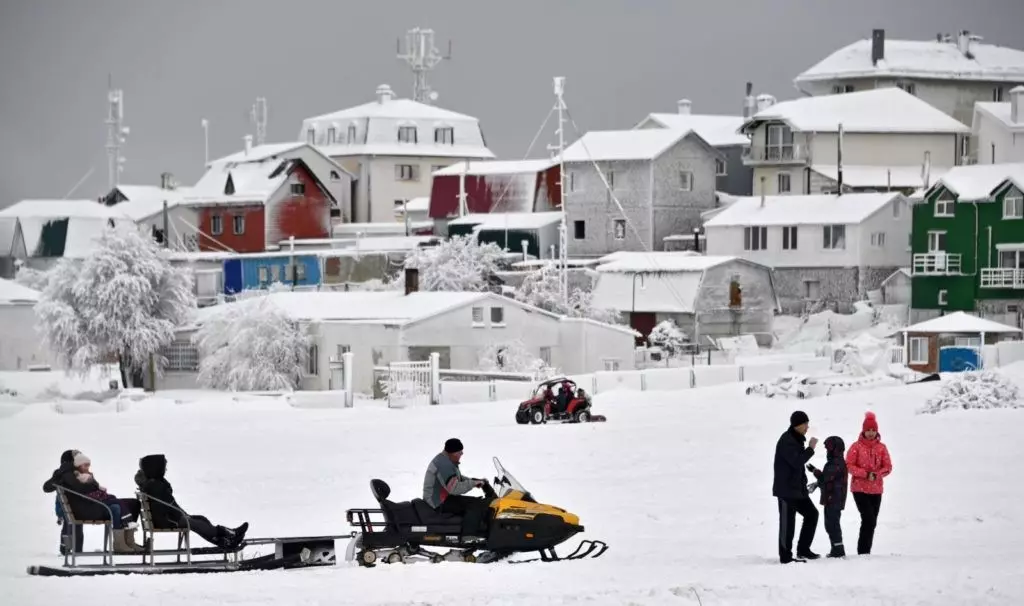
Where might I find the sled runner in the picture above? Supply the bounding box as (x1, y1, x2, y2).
(344, 457, 608, 566)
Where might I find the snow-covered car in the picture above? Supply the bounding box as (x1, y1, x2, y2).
(745, 373, 817, 399)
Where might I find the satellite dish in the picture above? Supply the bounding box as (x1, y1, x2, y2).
(429, 91, 439, 101)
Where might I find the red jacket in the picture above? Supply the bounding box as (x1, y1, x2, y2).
(845, 433, 892, 495)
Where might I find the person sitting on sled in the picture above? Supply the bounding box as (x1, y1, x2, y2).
(42, 449, 83, 555)
(58, 452, 146, 553)
(423, 439, 496, 536)
(134, 454, 248, 549)
(806, 436, 848, 558)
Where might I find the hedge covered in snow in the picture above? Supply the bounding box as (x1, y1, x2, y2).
(920, 371, 1024, 414)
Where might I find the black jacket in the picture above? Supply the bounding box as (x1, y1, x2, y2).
(809, 436, 848, 509)
(44, 450, 111, 521)
(772, 428, 815, 499)
(135, 454, 186, 529)
(42, 449, 77, 493)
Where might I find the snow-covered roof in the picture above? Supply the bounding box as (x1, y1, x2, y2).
(185, 159, 293, 205)
(974, 101, 1024, 131)
(703, 192, 902, 227)
(561, 129, 707, 162)
(595, 251, 739, 273)
(740, 88, 970, 134)
(0, 277, 39, 305)
(895, 311, 1022, 335)
(795, 36, 1024, 86)
(448, 212, 563, 231)
(880, 267, 911, 288)
(928, 163, 1024, 201)
(0, 199, 128, 220)
(305, 97, 476, 123)
(112, 185, 194, 221)
(636, 113, 749, 147)
(400, 197, 431, 212)
(0, 217, 18, 255)
(0, 200, 132, 258)
(810, 165, 948, 189)
(433, 159, 557, 177)
(210, 142, 308, 165)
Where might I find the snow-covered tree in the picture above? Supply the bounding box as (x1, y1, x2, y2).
(648, 319, 688, 356)
(477, 339, 558, 378)
(404, 235, 503, 292)
(193, 294, 311, 391)
(14, 265, 51, 292)
(515, 262, 620, 324)
(35, 224, 196, 387)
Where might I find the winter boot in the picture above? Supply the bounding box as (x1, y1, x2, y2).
(112, 529, 145, 554)
(827, 544, 846, 558)
(796, 549, 820, 560)
(123, 527, 151, 552)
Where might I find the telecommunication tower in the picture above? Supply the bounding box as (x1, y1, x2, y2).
(396, 27, 451, 104)
(250, 97, 268, 146)
(105, 76, 128, 190)
(546, 77, 569, 309)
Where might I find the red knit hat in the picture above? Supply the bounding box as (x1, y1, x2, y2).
(862, 411, 879, 433)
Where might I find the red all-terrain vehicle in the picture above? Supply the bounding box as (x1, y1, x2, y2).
(515, 378, 606, 424)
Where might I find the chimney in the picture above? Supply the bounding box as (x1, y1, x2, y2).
(243, 134, 253, 155)
(871, 29, 885, 65)
(376, 84, 394, 104)
(1010, 85, 1024, 124)
(957, 30, 973, 58)
(743, 82, 755, 118)
(755, 94, 776, 114)
(159, 172, 175, 190)
(404, 267, 419, 295)
(677, 99, 692, 115)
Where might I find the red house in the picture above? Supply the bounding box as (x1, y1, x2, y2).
(428, 159, 561, 219)
(184, 157, 335, 253)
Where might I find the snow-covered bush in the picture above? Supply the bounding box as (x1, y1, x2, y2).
(353, 276, 403, 292)
(648, 319, 688, 356)
(477, 340, 558, 378)
(35, 224, 196, 387)
(14, 265, 51, 292)
(404, 236, 503, 292)
(515, 262, 620, 324)
(193, 295, 312, 391)
(919, 371, 1024, 414)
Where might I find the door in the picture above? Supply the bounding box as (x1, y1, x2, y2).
(629, 312, 657, 346)
(223, 259, 242, 294)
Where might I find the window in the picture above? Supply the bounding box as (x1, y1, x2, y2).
(993, 87, 1005, 102)
(232, 215, 245, 235)
(490, 307, 505, 325)
(163, 340, 199, 372)
(211, 215, 223, 235)
(959, 136, 971, 164)
(434, 127, 454, 144)
(270, 265, 280, 281)
(998, 250, 1024, 269)
(934, 191, 955, 217)
(870, 232, 886, 247)
(603, 358, 621, 371)
(394, 199, 407, 213)
(897, 81, 916, 96)
(330, 170, 340, 181)
(335, 344, 351, 361)
(893, 200, 901, 218)
(782, 226, 798, 250)
(471, 306, 484, 325)
(573, 220, 586, 239)
(327, 126, 337, 144)
(569, 172, 576, 192)
(909, 337, 929, 364)
(766, 124, 795, 160)
(347, 124, 357, 143)
(927, 231, 947, 252)
(307, 344, 319, 376)
(607, 170, 615, 189)
(715, 158, 727, 176)
(306, 128, 316, 144)
(539, 347, 552, 366)
(743, 226, 767, 251)
(805, 280, 821, 300)
(777, 172, 792, 194)
(955, 336, 982, 348)
(831, 84, 855, 94)
(938, 289, 948, 306)
(614, 220, 626, 240)
(1003, 192, 1023, 219)
(398, 126, 417, 143)
(284, 263, 306, 281)
(395, 164, 420, 181)
(290, 182, 306, 196)
(679, 171, 693, 191)
(823, 225, 846, 250)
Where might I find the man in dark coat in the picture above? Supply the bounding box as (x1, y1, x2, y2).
(42, 449, 83, 555)
(772, 410, 819, 563)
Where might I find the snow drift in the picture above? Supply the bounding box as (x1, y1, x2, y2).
(920, 370, 1024, 414)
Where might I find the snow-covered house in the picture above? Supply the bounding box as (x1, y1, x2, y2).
(739, 88, 969, 196)
(101, 179, 194, 246)
(0, 278, 53, 370)
(590, 252, 779, 346)
(395, 196, 433, 233)
(703, 192, 911, 313)
(0, 217, 27, 279)
(0, 200, 133, 271)
(298, 84, 495, 224)
(794, 28, 1024, 127)
(880, 267, 911, 306)
(428, 159, 560, 229)
(158, 285, 636, 394)
(447, 212, 564, 259)
(634, 98, 752, 195)
(561, 129, 723, 257)
(972, 87, 1024, 164)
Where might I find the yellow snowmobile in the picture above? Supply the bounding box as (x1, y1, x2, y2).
(344, 457, 607, 566)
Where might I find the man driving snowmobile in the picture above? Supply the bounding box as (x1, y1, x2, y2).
(422, 438, 496, 536)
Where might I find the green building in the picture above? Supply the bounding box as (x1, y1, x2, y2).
(911, 164, 1024, 324)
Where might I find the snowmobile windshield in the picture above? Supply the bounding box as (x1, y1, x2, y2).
(492, 457, 533, 501)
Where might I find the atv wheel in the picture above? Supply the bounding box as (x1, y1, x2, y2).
(745, 387, 753, 395)
(358, 550, 377, 567)
(530, 409, 545, 424)
(463, 553, 477, 563)
(575, 410, 591, 423)
(429, 553, 445, 564)
(386, 552, 403, 564)
(797, 392, 806, 399)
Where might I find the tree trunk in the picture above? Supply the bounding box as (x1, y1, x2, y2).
(118, 353, 130, 389)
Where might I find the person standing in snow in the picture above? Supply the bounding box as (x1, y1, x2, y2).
(772, 410, 819, 563)
(807, 436, 848, 558)
(845, 411, 892, 555)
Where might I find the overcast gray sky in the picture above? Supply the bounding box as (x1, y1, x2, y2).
(1, 0, 1022, 206)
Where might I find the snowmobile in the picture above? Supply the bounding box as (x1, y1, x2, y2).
(515, 378, 606, 424)
(745, 372, 817, 399)
(344, 457, 607, 566)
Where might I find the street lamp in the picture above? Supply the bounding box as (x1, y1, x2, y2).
(692, 226, 701, 252)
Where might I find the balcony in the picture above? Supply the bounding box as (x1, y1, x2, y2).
(742, 144, 809, 165)
(912, 253, 962, 275)
(980, 268, 1024, 289)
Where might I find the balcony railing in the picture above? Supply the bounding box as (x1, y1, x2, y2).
(980, 268, 1024, 289)
(912, 253, 962, 275)
(742, 144, 809, 165)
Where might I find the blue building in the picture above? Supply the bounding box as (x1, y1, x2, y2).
(223, 253, 323, 294)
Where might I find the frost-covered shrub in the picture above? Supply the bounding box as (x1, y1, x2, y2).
(648, 319, 688, 356)
(35, 224, 196, 387)
(919, 371, 1024, 414)
(193, 295, 312, 391)
(514, 262, 620, 324)
(14, 266, 51, 292)
(477, 340, 559, 378)
(404, 236, 503, 292)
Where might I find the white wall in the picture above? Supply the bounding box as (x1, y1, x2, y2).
(705, 223, 862, 268)
(0, 304, 54, 370)
(557, 319, 636, 374)
(139, 206, 201, 251)
(312, 322, 403, 393)
(809, 132, 958, 167)
(973, 110, 1024, 164)
(364, 156, 464, 223)
(856, 197, 912, 267)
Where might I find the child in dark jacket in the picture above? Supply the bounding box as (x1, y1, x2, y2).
(807, 436, 848, 558)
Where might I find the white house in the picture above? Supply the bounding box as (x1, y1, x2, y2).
(590, 252, 780, 346)
(703, 192, 911, 313)
(157, 284, 636, 394)
(0, 200, 133, 271)
(102, 181, 194, 246)
(739, 88, 969, 196)
(0, 278, 53, 370)
(298, 84, 495, 224)
(794, 28, 1024, 127)
(972, 86, 1024, 164)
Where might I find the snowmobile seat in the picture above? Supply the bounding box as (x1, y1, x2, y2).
(411, 499, 463, 531)
(369, 480, 463, 532)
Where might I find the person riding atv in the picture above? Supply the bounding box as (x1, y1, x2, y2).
(422, 438, 496, 536)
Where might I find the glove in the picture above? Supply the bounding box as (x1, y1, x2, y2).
(807, 482, 818, 493)
(806, 464, 818, 473)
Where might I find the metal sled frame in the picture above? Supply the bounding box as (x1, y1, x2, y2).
(55, 486, 115, 567)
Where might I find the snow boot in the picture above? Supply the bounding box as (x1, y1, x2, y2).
(112, 529, 145, 554)
(796, 549, 820, 560)
(827, 544, 846, 558)
(123, 527, 151, 552)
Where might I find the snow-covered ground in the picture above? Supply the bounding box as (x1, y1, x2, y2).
(3, 373, 1023, 605)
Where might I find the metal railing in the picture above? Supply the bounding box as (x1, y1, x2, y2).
(912, 253, 962, 275)
(742, 144, 809, 164)
(980, 268, 1024, 289)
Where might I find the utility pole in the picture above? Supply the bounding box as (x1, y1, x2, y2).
(546, 77, 570, 311)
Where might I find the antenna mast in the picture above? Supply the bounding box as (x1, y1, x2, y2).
(105, 76, 128, 190)
(250, 97, 268, 146)
(396, 27, 451, 104)
(547, 77, 569, 310)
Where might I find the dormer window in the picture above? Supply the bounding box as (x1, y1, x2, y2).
(327, 126, 337, 144)
(306, 128, 316, 144)
(434, 127, 454, 145)
(347, 124, 358, 144)
(398, 126, 418, 143)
